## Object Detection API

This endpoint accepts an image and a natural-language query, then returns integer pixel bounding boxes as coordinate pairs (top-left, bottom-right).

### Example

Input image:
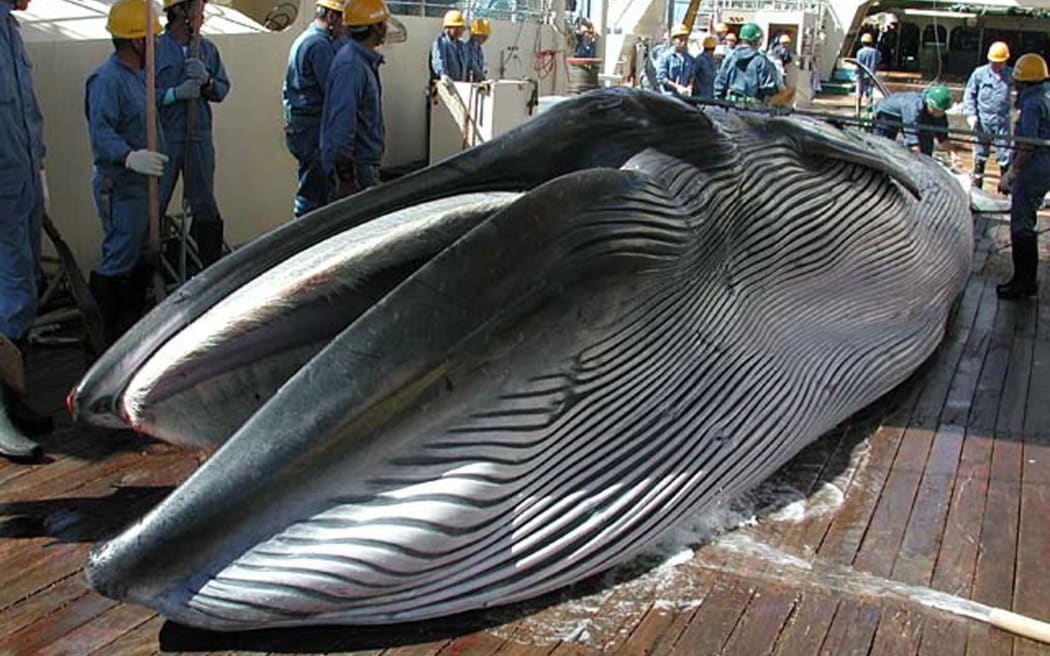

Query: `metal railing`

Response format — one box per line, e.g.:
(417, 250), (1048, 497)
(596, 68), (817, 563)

(388, 0), (553, 23)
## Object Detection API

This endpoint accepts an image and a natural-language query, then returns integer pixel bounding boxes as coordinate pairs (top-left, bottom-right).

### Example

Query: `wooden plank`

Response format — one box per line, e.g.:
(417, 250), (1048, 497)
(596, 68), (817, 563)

(35, 603), (155, 655)
(1013, 431), (1050, 656)
(941, 277), (997, 427)
(717, 584), (798, 656)
(0, 574), (90, 636)
(890, 424), (964, 586)
(0, 587), (119, 655)
(435, 631), (507, 656)
(916, 616), (969, 656)
(95, 614), (163, 655)
(967, 436), (1023, 656)
(816, 599), (880, 656)
(617, 602), (683, 656)
(866, 602), (923, 656)
(968, 299), (1015, 433)
(769, 592), (841, 656)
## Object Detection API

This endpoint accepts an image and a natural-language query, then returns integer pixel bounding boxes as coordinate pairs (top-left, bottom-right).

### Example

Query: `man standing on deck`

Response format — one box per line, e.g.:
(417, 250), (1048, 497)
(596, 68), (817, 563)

(996, 54), (1050, 300)
(656, 24), (694, 96)
(693, 36), (718, 98)
(85, 0), (169, 346)
(0, 0), (53, 460)
(714, 22), (781, 104)
(322, 0), (398, 199)
(964, 41), (1013, 190)
(283, 0), (345, 217)
(156, 0), (230, 267)
(855, 33), (881, 108)
(465, 18), (490, 82)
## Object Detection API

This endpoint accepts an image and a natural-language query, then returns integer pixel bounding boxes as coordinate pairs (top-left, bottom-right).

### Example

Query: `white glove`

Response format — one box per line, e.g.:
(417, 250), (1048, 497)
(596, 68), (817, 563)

(966, 115), (978, 130)
(39, 169), (49, 214)
(124, 149), (169, 177)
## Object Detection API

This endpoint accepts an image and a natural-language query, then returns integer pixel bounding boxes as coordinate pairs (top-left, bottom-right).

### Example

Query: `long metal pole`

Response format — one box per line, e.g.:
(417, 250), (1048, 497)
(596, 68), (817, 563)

(145, 0), (165, 301)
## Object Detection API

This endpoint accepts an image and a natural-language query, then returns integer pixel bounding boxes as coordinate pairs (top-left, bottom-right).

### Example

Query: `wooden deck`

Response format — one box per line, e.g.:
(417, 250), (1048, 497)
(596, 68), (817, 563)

(2, 207), (1049, 655)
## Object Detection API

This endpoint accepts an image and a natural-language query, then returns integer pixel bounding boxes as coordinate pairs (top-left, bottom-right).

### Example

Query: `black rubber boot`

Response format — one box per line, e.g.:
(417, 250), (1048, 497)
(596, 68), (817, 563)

(970, 160), (986, 191)
(0, 385), (43, 462)
(191, 214), (224, 270)
(998, 233), (1039, 299)
(89, 271), (123, 346)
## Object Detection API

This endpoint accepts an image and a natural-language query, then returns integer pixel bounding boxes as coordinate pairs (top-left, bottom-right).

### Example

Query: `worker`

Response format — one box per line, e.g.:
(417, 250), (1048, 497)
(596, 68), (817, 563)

(964, 41), (1014, 190)
(321, 0), (393, 200)
(855, 32), (881, 108)
(0, 0), (51, 461)
(430, 9), (466, 83)
(575, 23), (597, 58)
(694, 36), (718, 98)
(283, 0), (345, 218)
(871, 86), (951, 156)
(465, 17), (489, 82)
(657, 24), (694, 96)
(771, 33), (793, 66)
(714, 22), (729, 45)
(995, 53), (1049, 300)
(85, 0), (169, 345)
(714, 22), (781, 104)
(156, 0), (230, 267)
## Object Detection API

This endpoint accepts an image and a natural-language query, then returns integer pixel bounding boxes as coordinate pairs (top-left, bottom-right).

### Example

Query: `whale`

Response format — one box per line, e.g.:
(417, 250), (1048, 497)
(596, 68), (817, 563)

(76, 89), (972, 629)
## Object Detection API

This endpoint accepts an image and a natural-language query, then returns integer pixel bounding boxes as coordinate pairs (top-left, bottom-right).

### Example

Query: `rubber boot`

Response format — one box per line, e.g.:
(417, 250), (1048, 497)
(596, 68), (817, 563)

(191, 214), (224, 270)
(5, 340), (53, 436)
(90, 271), (123, 346)
(0, 385), (42, 461)
(114, 261), (152, 339)
(970, 160), (986, 191)
(997, 233), (1039, 299)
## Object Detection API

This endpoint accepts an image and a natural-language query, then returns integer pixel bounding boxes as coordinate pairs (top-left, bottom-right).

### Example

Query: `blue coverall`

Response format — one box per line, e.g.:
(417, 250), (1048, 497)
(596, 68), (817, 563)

(1009, 82), (1050, 241)
(321, 39), (384, 195)
(872, 92), (947, 156)
(693, 52), (717, 98)
(656, 48), (694, 96)
(465, 40), (485, 82)
(964, 63), (1013, 172)
(856, 45), (881, 102)
(430, 32), (466, 81)
(85, 54), (166, 277)
(284, 24), (337, 216)
(574, 37), (596, 58)
(155, 30), (229, 223)
(0, 2), (45, 340)
(714, 45), (781, 102)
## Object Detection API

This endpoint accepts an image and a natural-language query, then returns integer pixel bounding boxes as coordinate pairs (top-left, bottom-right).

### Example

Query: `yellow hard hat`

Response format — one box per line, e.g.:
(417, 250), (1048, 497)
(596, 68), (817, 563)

(107, 0), (162, 39)
(316, 0), (345, 11)
(715, 22), (727, 32)
(443, 9), (465, 28)
(343, 0), (390, 26)
(670, 23), (689, 38)
(470, 17), (490, 35)
(702, 36), (716, 49)
(725, 32), (737, 42)
(1013, 53), (1049, 82)
(860, 32), (873, 44)
(779, 33), (791, 44)
(986, 41), (1010, 63)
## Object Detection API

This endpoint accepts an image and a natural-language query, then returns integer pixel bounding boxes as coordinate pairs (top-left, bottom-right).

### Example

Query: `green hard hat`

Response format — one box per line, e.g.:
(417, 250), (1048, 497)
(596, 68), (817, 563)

(739, 22), (762, 44)
(924, 85), (952, 112)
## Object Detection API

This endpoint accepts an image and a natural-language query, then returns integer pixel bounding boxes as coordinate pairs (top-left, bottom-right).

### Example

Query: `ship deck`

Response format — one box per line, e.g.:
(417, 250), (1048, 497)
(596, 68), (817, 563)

(1, 142), (1049, 656)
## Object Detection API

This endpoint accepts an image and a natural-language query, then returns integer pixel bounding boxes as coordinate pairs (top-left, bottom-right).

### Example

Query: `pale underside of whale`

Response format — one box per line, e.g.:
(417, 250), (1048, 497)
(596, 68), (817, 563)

(73, 89), (973, 630)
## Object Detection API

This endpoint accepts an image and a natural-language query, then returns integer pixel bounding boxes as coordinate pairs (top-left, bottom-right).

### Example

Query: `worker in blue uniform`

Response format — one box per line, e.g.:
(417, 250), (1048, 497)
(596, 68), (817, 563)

(322, 0), (394, 200)
(85, 0), (168, 346)
(0, 0), (51, 461)
(657, 24), (694, 96)
(964, 41), (1013, 189)
(156, 0), (229, 267)
(465, 18), (489, 82)
(430, 9), (466, 83)
(996, 53), (1050, 300)
(770, 33), (792, 66)
(872, 86), (951, 156)
(693, 36), (717, 98)
(714, 22), (781, 103)
(574, 24), (597, 58)
(855, 33), (881, 108)
(283, 0), (344, 217)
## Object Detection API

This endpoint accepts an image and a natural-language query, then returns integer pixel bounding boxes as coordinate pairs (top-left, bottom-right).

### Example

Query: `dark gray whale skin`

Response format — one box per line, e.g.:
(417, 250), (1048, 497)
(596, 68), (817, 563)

(79, 89), (972, 630)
